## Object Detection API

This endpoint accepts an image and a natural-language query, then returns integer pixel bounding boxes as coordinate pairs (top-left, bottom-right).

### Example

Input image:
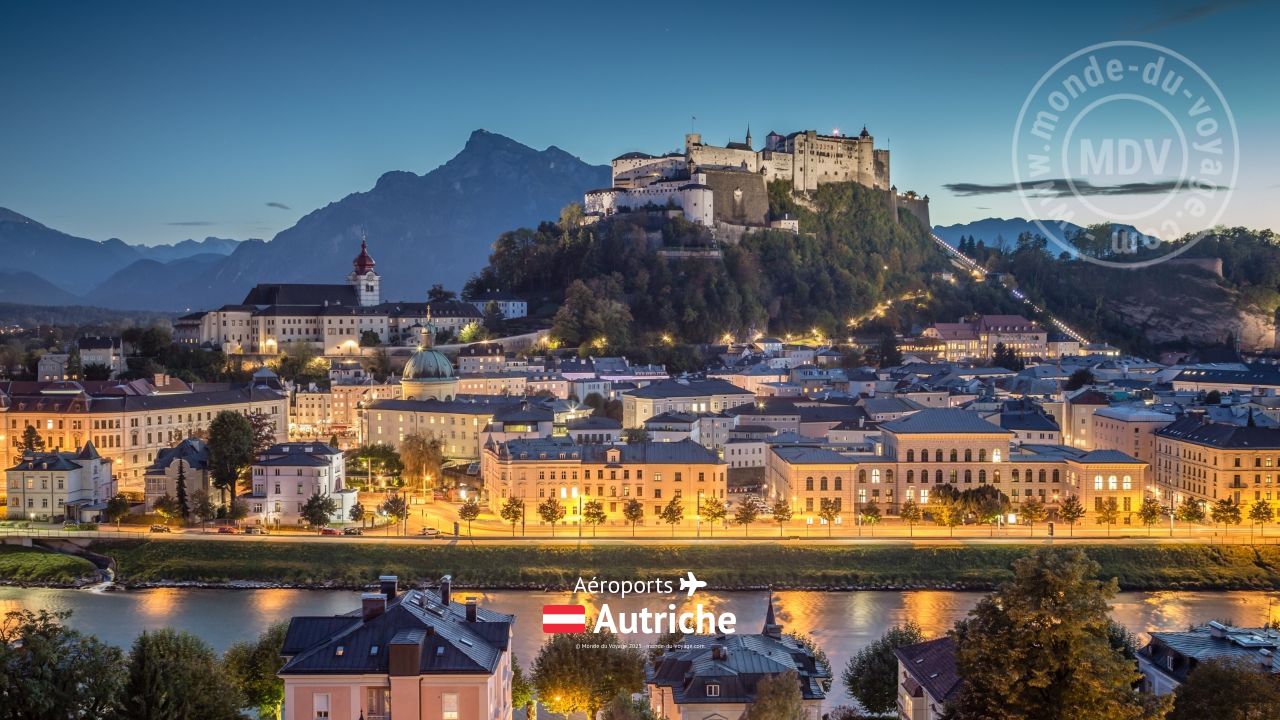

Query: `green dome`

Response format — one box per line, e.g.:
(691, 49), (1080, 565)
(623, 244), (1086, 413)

(402, 347), (454, 380)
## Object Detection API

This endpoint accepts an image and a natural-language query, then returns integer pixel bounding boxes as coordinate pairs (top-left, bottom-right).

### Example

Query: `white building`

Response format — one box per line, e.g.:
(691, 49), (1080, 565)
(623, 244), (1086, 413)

(5, 443), (114, 522)
(248, 442), (351, 526)
(37, 337), (125, 381)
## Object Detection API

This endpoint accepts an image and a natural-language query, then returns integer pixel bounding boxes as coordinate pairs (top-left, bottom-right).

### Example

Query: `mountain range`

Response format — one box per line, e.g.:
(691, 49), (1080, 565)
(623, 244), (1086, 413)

(0, 130), (608, 311)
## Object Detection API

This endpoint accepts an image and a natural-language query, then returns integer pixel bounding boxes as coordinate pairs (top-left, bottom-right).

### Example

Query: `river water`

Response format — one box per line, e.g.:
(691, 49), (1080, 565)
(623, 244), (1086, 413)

(3, 586), (1277, 710)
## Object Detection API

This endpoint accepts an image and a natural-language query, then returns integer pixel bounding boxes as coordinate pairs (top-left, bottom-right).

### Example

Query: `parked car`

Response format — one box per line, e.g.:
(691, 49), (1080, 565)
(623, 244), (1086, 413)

(319, 527), (340, 536)
(244, 526), (270, 535)
(149, 524), (171, 533)
(62, 520), (80, 530)
(342, 527), (364, 536)
(217, 526), (238, 534)
(419, 527), (440, 537)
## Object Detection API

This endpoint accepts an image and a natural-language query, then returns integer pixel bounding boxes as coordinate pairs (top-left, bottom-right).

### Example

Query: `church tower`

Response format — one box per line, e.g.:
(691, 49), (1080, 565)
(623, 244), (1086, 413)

(348, 235), (380, 306)
(745, 124), (753, 150)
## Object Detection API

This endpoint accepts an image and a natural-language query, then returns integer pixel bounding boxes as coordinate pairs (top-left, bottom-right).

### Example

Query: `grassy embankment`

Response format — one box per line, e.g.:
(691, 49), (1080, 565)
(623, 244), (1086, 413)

(0, 545), (99, 585)
(73, 540), (1280, 591)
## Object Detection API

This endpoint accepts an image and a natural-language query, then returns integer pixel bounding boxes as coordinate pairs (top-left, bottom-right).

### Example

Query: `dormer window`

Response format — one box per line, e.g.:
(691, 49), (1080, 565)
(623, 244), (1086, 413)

(335, 645), (344, 656)
(706, 683), (721, 697)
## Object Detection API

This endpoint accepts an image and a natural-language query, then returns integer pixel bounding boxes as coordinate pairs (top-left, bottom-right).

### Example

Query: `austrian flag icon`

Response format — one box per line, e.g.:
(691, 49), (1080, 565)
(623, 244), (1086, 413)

(542, 604), (587, 633)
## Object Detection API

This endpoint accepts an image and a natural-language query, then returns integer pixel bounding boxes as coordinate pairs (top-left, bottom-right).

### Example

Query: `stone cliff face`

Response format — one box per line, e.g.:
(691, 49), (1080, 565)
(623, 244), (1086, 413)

(1101, 266), (1275, 350)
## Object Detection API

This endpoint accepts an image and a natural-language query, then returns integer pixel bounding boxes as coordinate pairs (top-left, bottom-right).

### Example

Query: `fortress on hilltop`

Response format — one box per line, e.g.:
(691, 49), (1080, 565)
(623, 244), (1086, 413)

(584, 126), (929, 237)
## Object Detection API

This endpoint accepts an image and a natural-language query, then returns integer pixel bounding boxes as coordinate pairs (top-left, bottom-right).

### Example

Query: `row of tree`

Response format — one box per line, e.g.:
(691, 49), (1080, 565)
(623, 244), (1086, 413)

(0, 610), (286, 720)
(840, 547), (1280, 720)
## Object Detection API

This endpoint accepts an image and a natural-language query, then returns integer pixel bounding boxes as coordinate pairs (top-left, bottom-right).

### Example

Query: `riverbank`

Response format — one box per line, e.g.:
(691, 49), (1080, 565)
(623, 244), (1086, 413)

(35, 540), (1280, 591)
(0, 545), (99, 585)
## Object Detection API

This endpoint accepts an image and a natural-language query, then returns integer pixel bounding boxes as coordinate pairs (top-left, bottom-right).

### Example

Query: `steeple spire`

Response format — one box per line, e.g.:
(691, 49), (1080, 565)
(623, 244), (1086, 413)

(745, 124), (753, 149)
(762, 592), (782, 639)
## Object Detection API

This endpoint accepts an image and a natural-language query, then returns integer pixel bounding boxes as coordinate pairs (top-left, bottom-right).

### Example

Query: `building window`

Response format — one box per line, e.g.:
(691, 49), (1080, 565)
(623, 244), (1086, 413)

(442, 693), (459, 720)
(313, 694), (330, 719)
(706, 683), (721, 698)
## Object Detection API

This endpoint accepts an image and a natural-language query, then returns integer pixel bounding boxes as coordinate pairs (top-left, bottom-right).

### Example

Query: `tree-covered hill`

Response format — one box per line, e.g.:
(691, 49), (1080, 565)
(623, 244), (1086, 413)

(466, 182), (949, 351)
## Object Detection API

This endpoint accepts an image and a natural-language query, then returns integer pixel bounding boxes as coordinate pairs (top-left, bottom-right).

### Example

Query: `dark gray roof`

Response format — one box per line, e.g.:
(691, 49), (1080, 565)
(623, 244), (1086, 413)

(146, 438), (209, 473)
(625, 379), (752, 400)
(1074, 449), (1144, 464)
(242, 283), (359, 307)
(280, 588), (512, 676)
(1156, 415), (1280, 450)
(367, 398), (521, 415)
(881, 408), (1010, 435)
(565, 416), (622, 430)
(495, 438), (723, 465)
(894, 637), (960, 703)
(999, 410), (1060, 432)
(8, 452), (84, 472)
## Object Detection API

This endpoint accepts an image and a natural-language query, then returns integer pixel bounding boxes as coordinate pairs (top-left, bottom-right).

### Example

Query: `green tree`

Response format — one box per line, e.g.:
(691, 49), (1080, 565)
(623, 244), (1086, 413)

(152, 493), (180, 525)
(1248, 500), (1274, 538)
(458, 497), (482, 535)
(1020, 497), (1047, 537)
(19, 425), (44, 453)
(735, 497), (762, 537)
(175, 462), (190, 520)
(1059, 494), (1086, 536)
(1097, 497), (1121, 536)
(817, 497), (840, 537)
(771, 497), (794, 537)
(623, 498), (645, 536)
(119, 628), (243, 720)
(538, 497), (566, 536)
(300, 491), (339, 531)
(348, 502), (365, 526)
(601, 692), (658, 720)
(380, 493), (409, 535)
(501, 497), (525, 537)
(900, 498), (922, 536)
(622, 427), (650, 444)
(877, 332), (903, 368)
(223, 622), (287, 720)
(1211, 498), (1242, 533)
(1065, 369), (1095, 391)
(65, 344), (83, 380)
(368, 347), (392, 382)
(842, 623), (925, 716)
(531, 629), (644, 719)
(359, 329), (381, 347)
(1137, 496), (1165, 536)
(207, 410), (254, 505)
(0, 609), (125, 720)
(247, 410), (277, 453)
(659, 496), (685, 537)
(860, 500), (882, 535)
(700, 495), (727, 537)
(482, 300), (507, 335)
(227, 497), (249, 525)
(1168, 658), (1280, 720)
(748, 670), (806, 720)
(189, 489), (216, 531)
(83, 362), (112, 381)
(582, 499), (607, 537)
(1176, 497), (1206, 534)
(105, 493), (132, 528)
(401, 430), (448, 491)
(511, 655), (536, 720)
(947, 548), (1158, 720)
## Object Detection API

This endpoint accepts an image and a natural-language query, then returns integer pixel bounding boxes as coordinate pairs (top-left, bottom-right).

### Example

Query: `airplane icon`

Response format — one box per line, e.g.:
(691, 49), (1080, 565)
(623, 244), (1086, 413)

(678, 571), (707, 597)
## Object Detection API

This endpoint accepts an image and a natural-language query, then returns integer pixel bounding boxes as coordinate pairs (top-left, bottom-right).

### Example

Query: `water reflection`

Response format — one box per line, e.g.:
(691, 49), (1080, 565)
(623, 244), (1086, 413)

(2, 586), (1279, 710)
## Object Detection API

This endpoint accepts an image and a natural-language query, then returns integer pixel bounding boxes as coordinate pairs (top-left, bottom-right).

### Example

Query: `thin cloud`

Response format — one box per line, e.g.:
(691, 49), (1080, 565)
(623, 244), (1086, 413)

(1139, 0), (1259, 32)
(266, 201), (290, 210)
(165, 220), (216, 226)
(944, 179), (1229, 197)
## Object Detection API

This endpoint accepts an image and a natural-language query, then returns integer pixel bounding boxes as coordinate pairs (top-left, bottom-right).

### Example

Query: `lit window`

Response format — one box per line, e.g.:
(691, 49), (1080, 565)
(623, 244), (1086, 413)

(442, 693), (459, 720)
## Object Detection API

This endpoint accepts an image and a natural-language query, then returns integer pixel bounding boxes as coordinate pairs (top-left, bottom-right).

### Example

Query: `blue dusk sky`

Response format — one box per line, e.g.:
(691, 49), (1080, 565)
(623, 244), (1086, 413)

(1, 0), (1277, 246)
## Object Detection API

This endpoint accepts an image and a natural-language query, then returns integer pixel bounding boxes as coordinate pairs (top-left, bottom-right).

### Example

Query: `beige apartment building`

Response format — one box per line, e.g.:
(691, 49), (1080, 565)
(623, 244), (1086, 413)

(1154, 415), (1280, 509)
(1, 381), (286, 496)
(482, 437), (726, 523)
(766, 409), (1149, 525)
(363, 397), (522, 461)
(291, 381), (401, 440)
(1091, 405), (1176, 467)
(621, 378), (753, 429)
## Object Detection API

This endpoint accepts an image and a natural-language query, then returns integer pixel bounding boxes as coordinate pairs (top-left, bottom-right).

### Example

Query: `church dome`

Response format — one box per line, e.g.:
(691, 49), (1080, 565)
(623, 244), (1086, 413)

(403, 347), (454, 380)
(352, 239), (376, 276)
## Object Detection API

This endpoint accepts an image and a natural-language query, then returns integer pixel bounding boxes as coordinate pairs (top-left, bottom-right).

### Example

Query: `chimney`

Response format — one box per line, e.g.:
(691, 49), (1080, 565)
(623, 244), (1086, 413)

(379, 575), (399, 601)
(361, 593), (386, 621)
(466, 597), (478, 622)
(439, 574), (452, 606)
(711, 644), (727, 661)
